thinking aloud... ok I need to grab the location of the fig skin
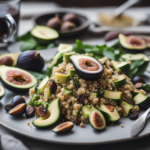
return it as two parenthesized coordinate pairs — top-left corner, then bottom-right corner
(61, 21), (76, 31)
(36, 105), (48, 117)
(132, 76), (145, 84)
(62, 13), (79, 25)
(26, 105), (35, 117)
(0, 56), (13, 66)
(105, 31), (119, 42)
(9, 103), (26, 117)
(17, 50), (45, 72)
(53, 121), (74, 133)
(46, 14), (62, 30)
(12, 95), (26, 106)
(5, 103), (15, 112)
(50, 79), (57, 94)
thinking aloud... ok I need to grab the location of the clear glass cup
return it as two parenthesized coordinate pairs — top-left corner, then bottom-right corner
(0, 0), (21, 47)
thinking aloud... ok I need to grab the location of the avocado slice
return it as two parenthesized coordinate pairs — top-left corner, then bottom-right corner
(0, 85), (5, 100)
(119, 34), (147, 51)
(37, 76), (49, 94)
(120, 101), (134, 116)
(0, 53), (19, 67)
(43, 80), (51, 102)
(89, 107), (106, 130)
(121, 53), (149, 62)
(33, 98), (60, 128)
(0, 66), (37, 92)
(31, 25), (59, 45)
(102, 90), (122, 103)
(82, 105), (92, 118)
(54, 72), (69, 83)
(99, 104), (120, 122)
(111, 60), (130, 73)
(68, 69), (76, 77)
(51, 47), (73, 67)
(113, 75), (126, 87)
(89, 92), (98, 97)
(132, 89), (144, 97)
(64, 53), (74, 63)
(58, 44), (73, 52)
(64, 87), (73, 96)
(70, 55), (104, 80)
(133, 93), (150, 110)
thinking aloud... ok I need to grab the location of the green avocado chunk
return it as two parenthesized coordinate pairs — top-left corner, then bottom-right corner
(37, 76), (49, 94)
(89, 92), (98, 97)
(120, 101), (134, 116)
(43, 80), (51, 102)
(113, 75), (126, 87)
(102, 90), (122, 104)
(89, 107), (106, 130)
(54, 72), (69, 83)
(68, 69), (76, 77)
(64, 87), (73, 96)
(133, 93), (150, 110)
(82, 105), (92, 118)
(33, 98), (60, 128)
(111, 60), (130, 73)
(64, 53), (74, 63)
(99, 104), (120, 122)
(31, 25), (59, 45)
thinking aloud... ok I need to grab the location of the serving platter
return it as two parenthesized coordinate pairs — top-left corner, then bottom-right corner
(1, 40), (150, 144)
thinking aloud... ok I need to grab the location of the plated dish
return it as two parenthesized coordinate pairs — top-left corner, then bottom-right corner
(1, 31), (150, 143)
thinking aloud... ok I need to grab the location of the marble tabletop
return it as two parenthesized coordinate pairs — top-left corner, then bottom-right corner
(1, 2), (150, 150)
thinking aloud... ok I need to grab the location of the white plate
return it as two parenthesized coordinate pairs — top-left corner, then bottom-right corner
(1, 40), (150, 144)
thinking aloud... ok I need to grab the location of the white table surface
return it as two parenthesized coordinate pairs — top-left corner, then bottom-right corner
(1, 2), (150, 150)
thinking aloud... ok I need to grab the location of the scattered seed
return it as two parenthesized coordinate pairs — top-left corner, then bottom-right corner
(120, 124), (123, 128)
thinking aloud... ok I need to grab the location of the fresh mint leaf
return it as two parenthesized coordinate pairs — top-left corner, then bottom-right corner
(47, 43), (55, 49)
(20, 39), (37, 52)
(17, 31), (32, 41)
(36, 46), (47, 50)
(28, 71), (47, 81)
(43, 66), (53, 77)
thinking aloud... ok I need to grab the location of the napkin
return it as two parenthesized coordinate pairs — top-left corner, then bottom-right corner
(0, 133), (29, 150)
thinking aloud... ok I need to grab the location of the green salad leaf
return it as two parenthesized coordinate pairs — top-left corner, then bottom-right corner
(142, 84), (150, 91)
(28, 71), (47, 81)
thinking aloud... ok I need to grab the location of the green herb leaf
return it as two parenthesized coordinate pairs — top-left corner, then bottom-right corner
(43, 66), (54, 77)
(35, 46), (47, 50)
(28, 71), (47, 81)
(142, 84), (150, 91)
(34, 101), (49, 108)
(47, 43), (55, 49)
(17, 31), (32, 41)
(20, 39), (37, 52)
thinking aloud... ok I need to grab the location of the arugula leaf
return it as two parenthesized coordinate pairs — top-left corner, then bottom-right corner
(36, 46), (47, 50)
(47, 43), (55, 49)
(17, 31), (32, 41)
(28, 71), (47, 81)
(43, 66), (54, 77)
(33, 101), (49, 108)
(142, 84), (150, 91)
(20, 39), (37, 52)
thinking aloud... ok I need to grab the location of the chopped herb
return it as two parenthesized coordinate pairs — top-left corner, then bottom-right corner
(74, 77), (80, 88)
(105, 79), (108, 82)
(28, 94), (40, 106)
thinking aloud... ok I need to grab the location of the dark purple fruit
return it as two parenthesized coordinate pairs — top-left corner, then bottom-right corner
(17, 50), (45, 72)
(5, 103), (15, 112)
(124, 100), (134, 106)
(129, 111), (138, 120)
(12, 95), (26, 106)
(0, 56), (13, 66)
(132, 76), (145, 84)
(53, 121), (74, 133)
(50, 79), (57, 94)
(123, 32), (134, 36)
(36, 105), (48, 117)
(62, 13), (79, 25)
(9, 103), (26, 117)
(78, 94), (89, 104)
(74, 120), (81, 126)
(105, 31), (119, 42)
(46, 14), (62, 30)
(25, 106), (35, 117)
(61, 21), (76, 31)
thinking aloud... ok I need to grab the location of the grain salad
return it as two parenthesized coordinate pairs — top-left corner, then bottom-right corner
(29, 52), (142, 128)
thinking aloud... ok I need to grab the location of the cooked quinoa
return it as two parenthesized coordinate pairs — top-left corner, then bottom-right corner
(29, 53), (140, 125)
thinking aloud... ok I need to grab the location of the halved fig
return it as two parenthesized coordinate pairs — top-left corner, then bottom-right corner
(9, 103), (26, 117)
(89, 107), (106, 130)
(53, 121), (74, 133)
(0, 85), (5, 100)
(140, 36), (150, 48)
(0, 66), (37, 92)
(26, 105), (35, 117)
(119, 34), (147, 53)
(70, 55), (104, 80)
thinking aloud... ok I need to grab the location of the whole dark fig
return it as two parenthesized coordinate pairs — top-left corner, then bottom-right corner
(12, 95), (26, 106)
(46, 14), (62, 30)
(132, 76), (145, 84)
(105, 31), (119, 42)
(61, 21), (76, 31)
(17, 50), (45, 72)
(62, 13), (79, 25)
